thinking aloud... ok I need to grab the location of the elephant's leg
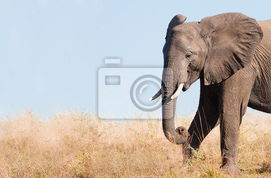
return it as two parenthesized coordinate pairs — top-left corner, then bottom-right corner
(183, 84), (220, 159)
(219, 100), (249, 173)
(219, 70), (255, 174)
(219, 99), (244, 173)
(220, 111), (241, 173)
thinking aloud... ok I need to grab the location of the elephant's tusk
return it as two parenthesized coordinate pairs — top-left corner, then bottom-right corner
(149, 89), (162, 101)
(170, 83), (184, 100)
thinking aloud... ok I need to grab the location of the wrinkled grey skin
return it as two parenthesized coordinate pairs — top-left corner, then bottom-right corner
(160, 12), (271, 174)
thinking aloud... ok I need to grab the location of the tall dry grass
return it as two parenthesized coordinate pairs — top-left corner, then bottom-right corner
(0, 112), (270, 177)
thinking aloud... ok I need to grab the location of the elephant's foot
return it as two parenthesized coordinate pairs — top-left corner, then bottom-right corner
(221, 155), (241, 175)
(221, 163), (240, 175)
(182, 144), (205, 165)
(182, 144), (193, 161)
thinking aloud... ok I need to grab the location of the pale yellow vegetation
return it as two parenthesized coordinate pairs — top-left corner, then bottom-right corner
(0, 112), (270, 177)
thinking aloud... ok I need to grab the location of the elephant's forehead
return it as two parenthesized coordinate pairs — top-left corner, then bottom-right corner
(171, 31), (197, 47)
(172, 23), (199, 36)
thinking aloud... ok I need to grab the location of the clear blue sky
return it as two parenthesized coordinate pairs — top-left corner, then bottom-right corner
(0, 0), (270, 119)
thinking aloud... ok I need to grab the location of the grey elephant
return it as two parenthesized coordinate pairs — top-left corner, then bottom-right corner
(151, 12), (271, 173)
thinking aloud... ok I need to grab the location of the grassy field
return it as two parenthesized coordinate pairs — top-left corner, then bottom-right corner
(0, 113), (270, 177)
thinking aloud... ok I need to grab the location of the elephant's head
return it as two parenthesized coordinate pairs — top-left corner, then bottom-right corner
(152, 13), (263, 144)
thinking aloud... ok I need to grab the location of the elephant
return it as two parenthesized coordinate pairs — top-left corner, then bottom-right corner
(150, 12), (271, 173)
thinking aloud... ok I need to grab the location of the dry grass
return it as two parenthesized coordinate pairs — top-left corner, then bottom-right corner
(0, 112), (270, 177)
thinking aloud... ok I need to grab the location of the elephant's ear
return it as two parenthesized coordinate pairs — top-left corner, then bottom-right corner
(200, 13), (263, 85)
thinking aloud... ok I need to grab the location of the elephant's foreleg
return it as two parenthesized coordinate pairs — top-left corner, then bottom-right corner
(183, 85), (220, 159)
(219, 98), (243, 173)
(219, 68), (255, 174)
(188, 107), (219, 149)
(220, 112), (241, 173)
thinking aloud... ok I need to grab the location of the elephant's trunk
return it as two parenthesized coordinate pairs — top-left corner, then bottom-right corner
(161, 68), (189, 145)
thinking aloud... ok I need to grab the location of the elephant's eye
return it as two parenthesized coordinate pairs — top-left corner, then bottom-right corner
(185, 52), (193, 59)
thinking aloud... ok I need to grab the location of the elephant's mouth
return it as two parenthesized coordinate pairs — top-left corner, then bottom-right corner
(150, 81), (192, 101)
(182, 83), (191, 91)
